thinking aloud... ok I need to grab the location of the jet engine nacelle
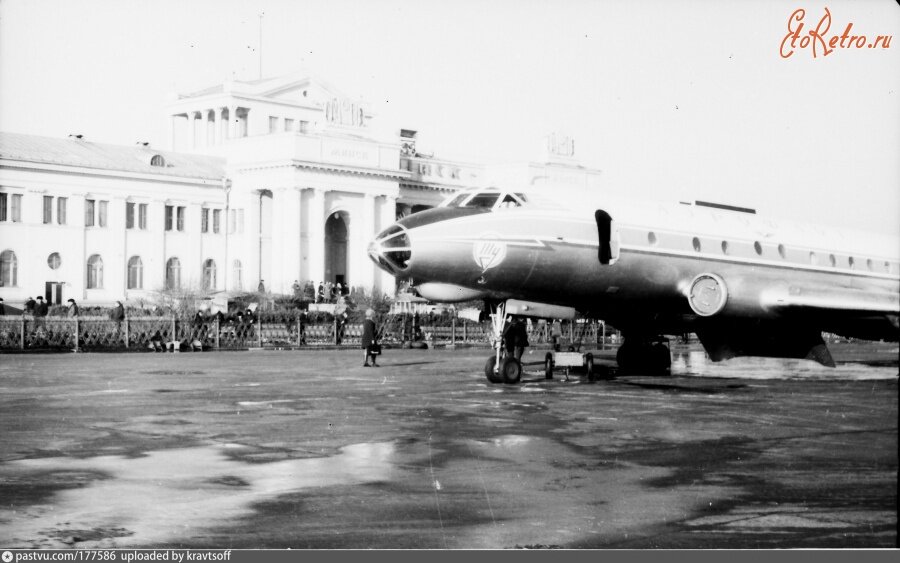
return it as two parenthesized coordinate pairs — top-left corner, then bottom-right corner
(414, 283), (488, 303)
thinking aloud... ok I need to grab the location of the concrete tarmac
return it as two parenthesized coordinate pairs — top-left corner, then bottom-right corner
(0, 346), (896, 549)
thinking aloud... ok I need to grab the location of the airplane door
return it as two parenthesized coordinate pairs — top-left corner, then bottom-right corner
(595, 210), (619, 265)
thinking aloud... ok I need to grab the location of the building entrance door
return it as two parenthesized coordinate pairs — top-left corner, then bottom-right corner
(324, 212), (348, 287)
(45, 281), (62, 305)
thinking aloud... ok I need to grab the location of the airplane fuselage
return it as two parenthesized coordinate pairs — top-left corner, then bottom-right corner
(369, 188), (899, 366)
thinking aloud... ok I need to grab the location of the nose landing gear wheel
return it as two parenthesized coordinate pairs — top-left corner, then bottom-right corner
(500, 357), (522, 384)
(585, 353), (596, 381)
(484, 355), (504, 383)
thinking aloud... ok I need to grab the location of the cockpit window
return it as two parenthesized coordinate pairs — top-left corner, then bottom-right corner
(446, 193), (469, 207)
(442, 189), (531, 210)
(464, 192), (501, 209)
(497, 194), (525, 208)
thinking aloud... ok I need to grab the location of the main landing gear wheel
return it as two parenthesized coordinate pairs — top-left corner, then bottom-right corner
(500, 357), (522, 384)
(484, 355), (504, 383)
(584, 353), (596, 381)
(544, 353), (554, 380)
(616, 341), (671, 374)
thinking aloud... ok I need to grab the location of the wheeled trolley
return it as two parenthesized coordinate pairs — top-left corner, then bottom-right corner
(543, 350), (607, 381)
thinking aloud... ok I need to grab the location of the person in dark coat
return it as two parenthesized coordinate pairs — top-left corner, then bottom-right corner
(66, 299), (79, 317)
(34, 296), (48, 317)
(0, 297), (6, 316)
(149, 330), (164, 352)
(24, 297), (36, 315)
(361, 308), (379, 367)
(503, 316), (529, 361)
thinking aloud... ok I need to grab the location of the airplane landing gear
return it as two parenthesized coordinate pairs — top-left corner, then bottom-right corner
(499, 356), (522, 384)
(616, 339), (671, 374)
(484, 353), (522, 384)
(484, 355), (504, 383)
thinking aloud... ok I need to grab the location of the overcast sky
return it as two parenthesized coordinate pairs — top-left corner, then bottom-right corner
(1, 0), (898, 235)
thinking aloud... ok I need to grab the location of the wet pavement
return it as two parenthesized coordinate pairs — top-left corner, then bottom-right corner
(0, 345), (896, 549)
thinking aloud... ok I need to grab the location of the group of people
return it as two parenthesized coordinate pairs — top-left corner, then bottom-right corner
(7, 296), (85, 318)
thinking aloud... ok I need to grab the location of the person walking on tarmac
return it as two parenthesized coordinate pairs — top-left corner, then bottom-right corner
(503, 316), (529, 361)
(361, 308), (379, 367)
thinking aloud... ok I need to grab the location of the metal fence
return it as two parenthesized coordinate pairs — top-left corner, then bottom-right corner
(0, 316), (613, 352)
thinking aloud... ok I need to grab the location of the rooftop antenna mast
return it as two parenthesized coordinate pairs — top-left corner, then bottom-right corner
(258, 11), (264, 79)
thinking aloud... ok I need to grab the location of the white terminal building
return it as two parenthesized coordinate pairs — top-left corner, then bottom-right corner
(0, 73), (600, 307)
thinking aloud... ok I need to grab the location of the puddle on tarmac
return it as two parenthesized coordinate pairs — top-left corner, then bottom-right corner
(0, 442), (398, 549)
(672, 351), (898, 381)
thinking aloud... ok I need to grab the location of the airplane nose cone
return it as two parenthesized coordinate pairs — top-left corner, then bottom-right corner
(368, 225), (412, 274)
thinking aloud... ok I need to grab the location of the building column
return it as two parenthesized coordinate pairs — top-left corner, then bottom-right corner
(307, 188), (327, 286)
(188, 111), (197, 151)
(377, 195), (397, 294)
(243, 190), (262, 290)
(217, 108), (227, 144)
(211, 109), (220, 147)
(168, 115), (177, 151)
(228, 106), (237, 139)
(281, 188), (302, 292)
(269, 188), (286, 294)
(358, 193), (376, 289)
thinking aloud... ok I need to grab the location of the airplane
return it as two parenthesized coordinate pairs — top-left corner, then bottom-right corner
(368, 186), (900, 384)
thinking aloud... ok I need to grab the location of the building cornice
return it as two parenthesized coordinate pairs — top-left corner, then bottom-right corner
(0, 158), (224, 188)
(228, 159), (413, 181)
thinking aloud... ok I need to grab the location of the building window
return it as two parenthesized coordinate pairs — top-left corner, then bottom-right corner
(85, 199), (96, 226)
(299, 121), (309, 134)
(269, 116), (278, 133)
(138, 203), (147, 229)
(165, 205), (173, 231)
(127, 256), (143, 289)
(237, 209), (244, 233)
(692, 237), (702, 252)
(1, 193), (23, 222)
(228, 209), (236, 234)
(98, 200), (108, 227)
(212, 209), (221, 233)
(57, 197), (67, 225)
(87, 254), (104, 289)
(201, 208), (209, 233)
(47, 252), (61, 270)
(150, 155), (165, 167)
(0, 249), (17, 287)
(202, 259), (217, 290)
(285, 118), (295, 132)
(176, 206), (185, 231)
(166, 257), (181, 289)
(126, 202), (135, 229)
(43, 196), (53, 224)
(232, 259), (242, 290)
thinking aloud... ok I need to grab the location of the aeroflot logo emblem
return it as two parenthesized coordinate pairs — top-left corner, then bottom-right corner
(473, 234), (507, 272)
